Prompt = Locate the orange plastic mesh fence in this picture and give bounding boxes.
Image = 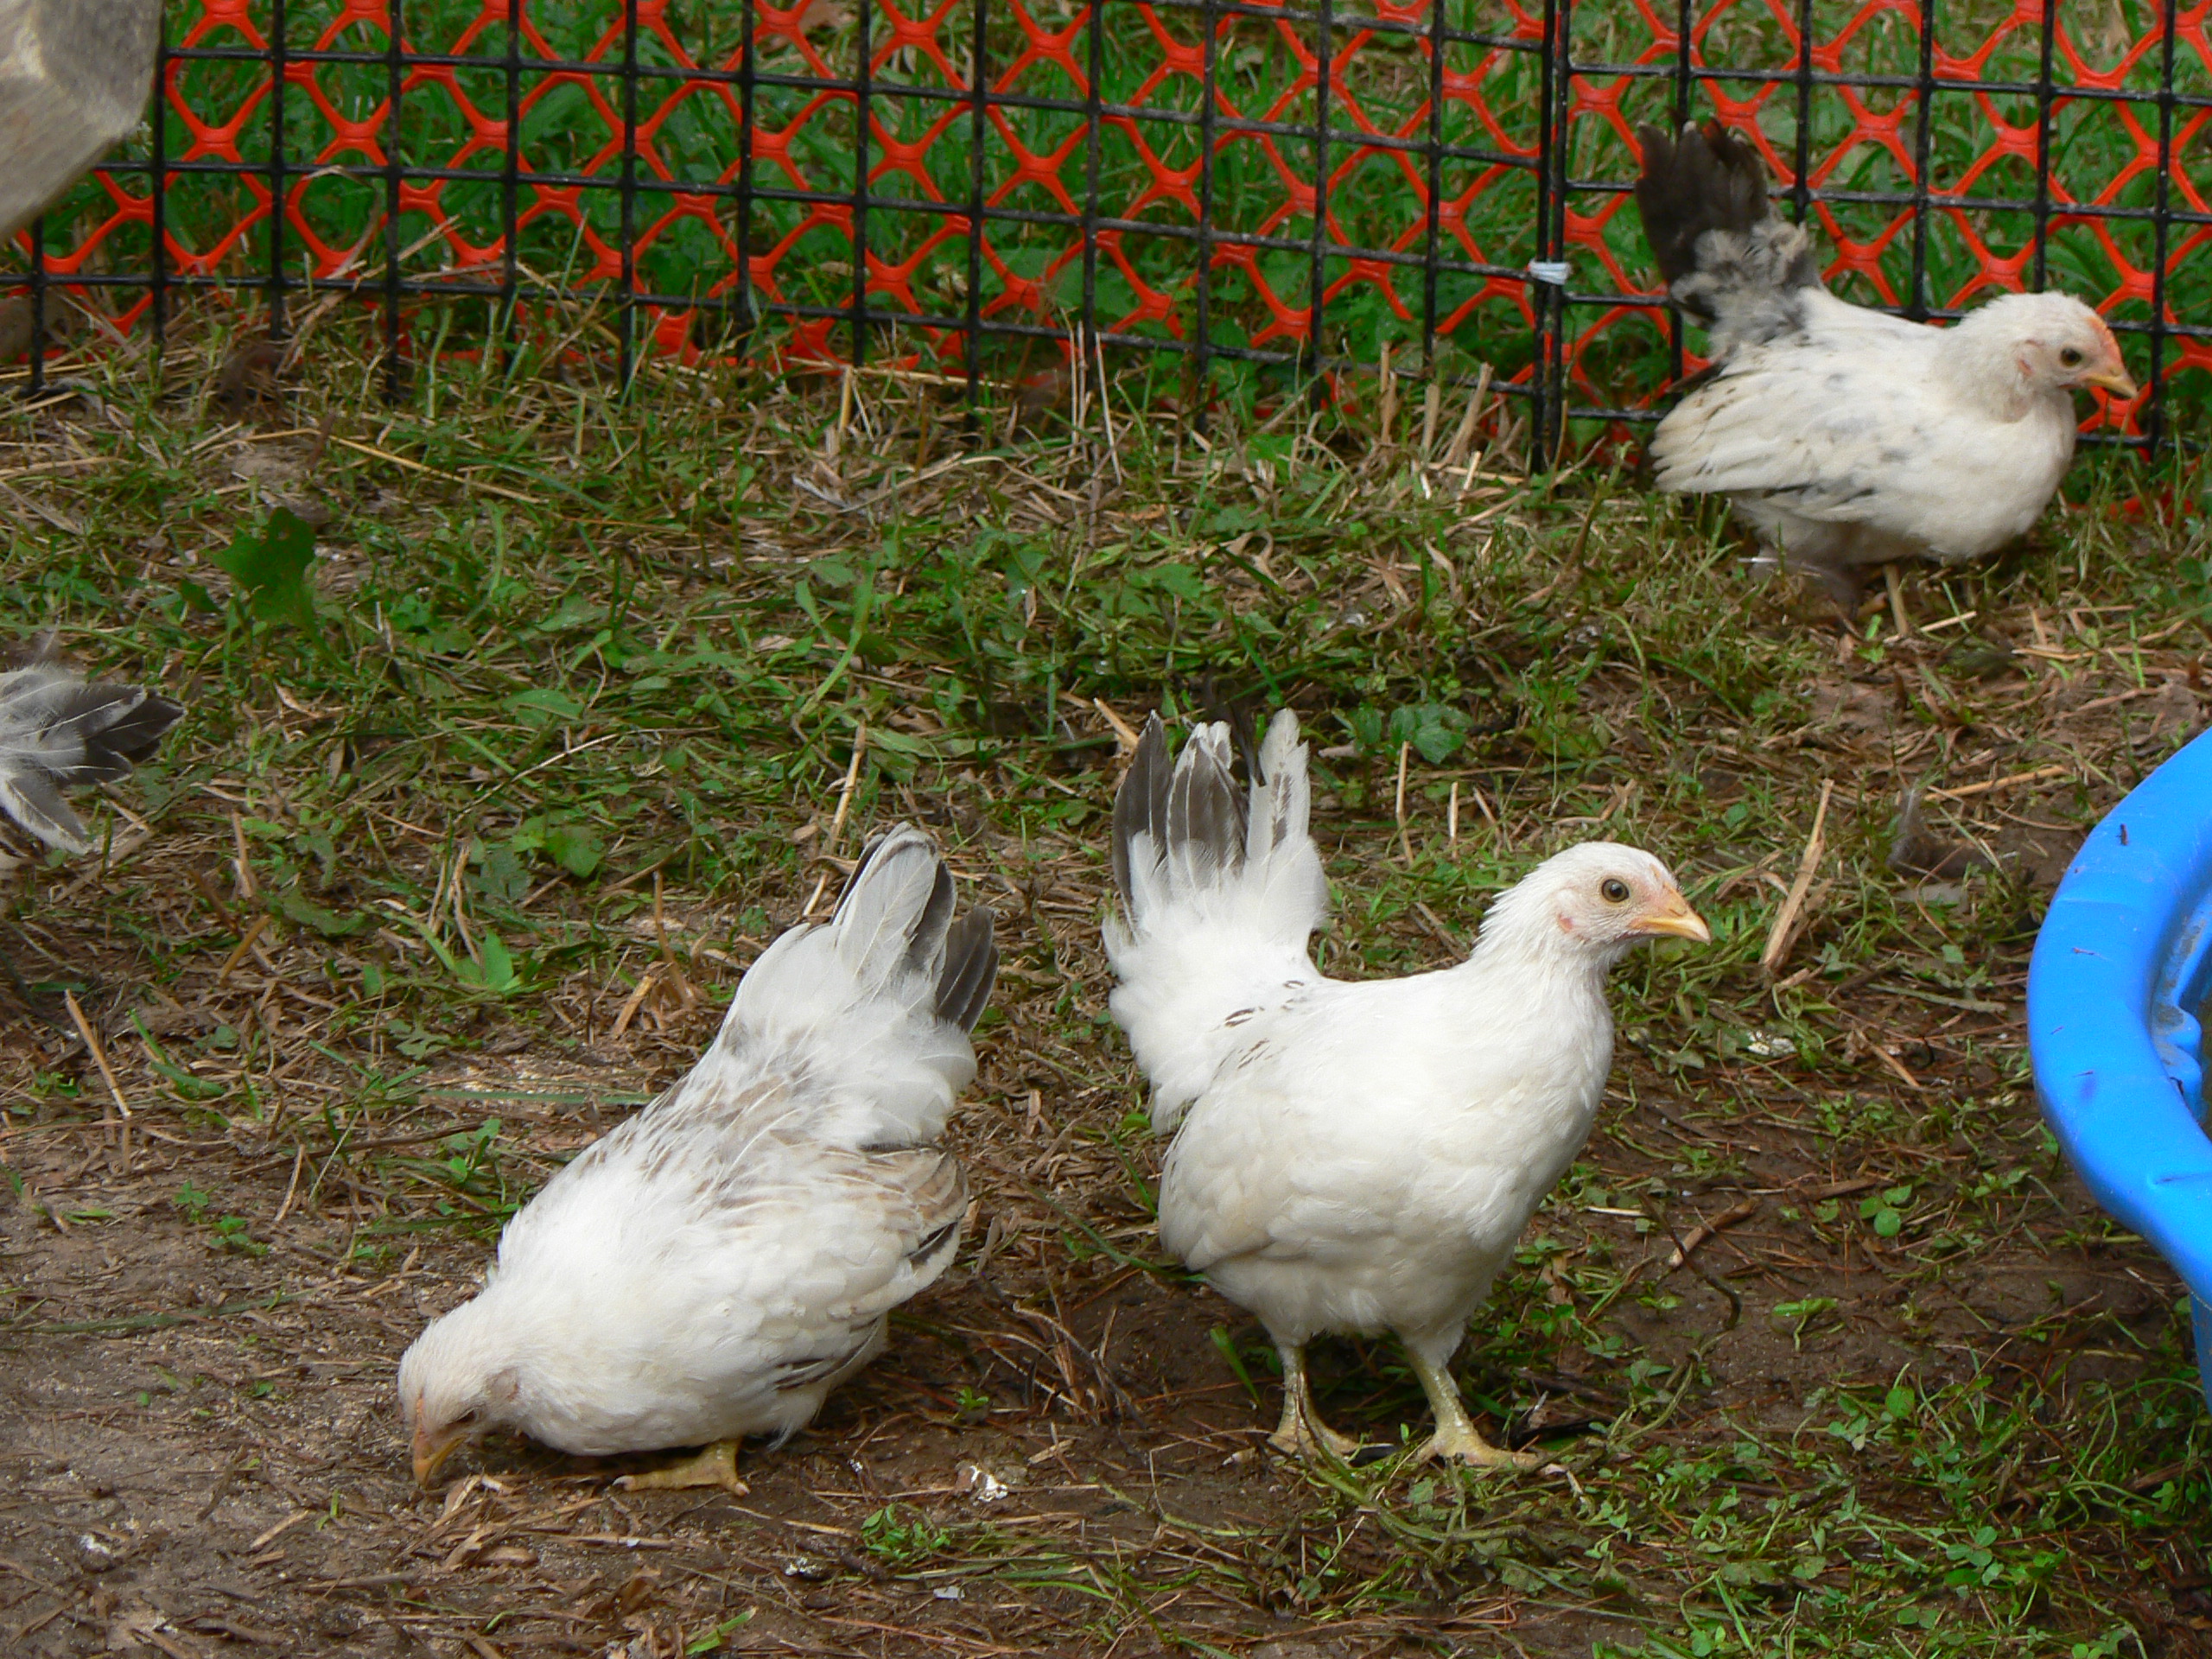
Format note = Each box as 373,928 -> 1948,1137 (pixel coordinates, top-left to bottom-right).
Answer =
10,0 -> 2207,450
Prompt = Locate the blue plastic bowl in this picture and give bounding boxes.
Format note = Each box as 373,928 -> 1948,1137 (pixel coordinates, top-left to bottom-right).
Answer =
2029,727 -> 2212,1411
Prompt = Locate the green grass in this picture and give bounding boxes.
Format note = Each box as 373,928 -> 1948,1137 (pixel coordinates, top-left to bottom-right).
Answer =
2,300 -> 2209,1655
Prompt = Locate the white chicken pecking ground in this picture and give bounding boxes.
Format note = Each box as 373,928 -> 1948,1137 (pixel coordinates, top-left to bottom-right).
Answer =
1107,711 -> 1709,1467
0,635 -> 181,855
1636,120 -> 2137,612
397,823 -> 996,1493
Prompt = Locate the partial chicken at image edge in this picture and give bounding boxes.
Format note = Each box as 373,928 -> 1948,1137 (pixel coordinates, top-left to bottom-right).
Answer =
398,823 -> 998,1493
1107,710 -> 1709,1467
1636,119 -> 2137,614
0,636 -> 182,857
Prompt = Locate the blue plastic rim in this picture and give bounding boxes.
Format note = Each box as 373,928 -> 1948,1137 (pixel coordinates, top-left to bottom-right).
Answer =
2029,726 -> 2212,1412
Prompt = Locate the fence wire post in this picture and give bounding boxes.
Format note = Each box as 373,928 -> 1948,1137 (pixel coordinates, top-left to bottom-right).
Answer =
1908,0 -> 1934,321
269,0 -> 289,341
1533,0 -> 1561,463
851,0 -> 874,374
2031,0 -> 2056,295
737,0 -> 759,350
501,0 -> 523,378
150,11 -> 168,359
25,212 -> 43,398
1789,0 -> 1811,224
2148,0 -> 2178,455
619,0 -> 641,391
1419,0 -> 1445,387
1666,0 -> 1691,391
1081,0 -> 1106,400
1306,0 -> 1336,410
385,0 -> 406,402
963,0 -> 988,405
1194,0 -> 1219,430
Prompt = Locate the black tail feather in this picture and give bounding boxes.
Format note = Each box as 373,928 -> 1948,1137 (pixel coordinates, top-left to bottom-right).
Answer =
1636,120 -> 1776,296
1634,120 -> 1823,346
934,906 -> 998,1033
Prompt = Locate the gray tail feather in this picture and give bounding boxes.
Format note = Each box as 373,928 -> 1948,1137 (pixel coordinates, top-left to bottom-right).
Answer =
935,906 -> 998,1033
1110,712 -> 1173,912
1112,712 -> 1247,922
1636,120 -> 1821,333
0,653 -> 183,854
1166,724 -> 1245,894
1246,709 -> 1309,868
834,823 -> 996,1028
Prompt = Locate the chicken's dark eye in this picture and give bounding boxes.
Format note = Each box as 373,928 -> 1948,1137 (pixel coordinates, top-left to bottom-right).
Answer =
1601,878 -> 1630,903
2059,346 -> 2083,367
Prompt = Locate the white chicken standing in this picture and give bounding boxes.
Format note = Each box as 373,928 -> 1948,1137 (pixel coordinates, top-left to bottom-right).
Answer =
1636,121 -> 2137,609
1107,712 -> 1708,1465
0,638 -> 181,855
398,824 -> 996,1492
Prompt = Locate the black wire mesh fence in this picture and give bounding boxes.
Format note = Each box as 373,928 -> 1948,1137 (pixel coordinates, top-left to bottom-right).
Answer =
11,0 -> 2209,454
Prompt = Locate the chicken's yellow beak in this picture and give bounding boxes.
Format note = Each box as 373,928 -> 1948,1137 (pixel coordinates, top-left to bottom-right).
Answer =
412,1413 -> 468,1488
1631,893 -> 1712,944
2082,361 -> 2138,398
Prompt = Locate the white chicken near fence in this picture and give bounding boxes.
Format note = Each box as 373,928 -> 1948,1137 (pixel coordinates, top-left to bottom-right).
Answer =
1636,120 -> 2136,611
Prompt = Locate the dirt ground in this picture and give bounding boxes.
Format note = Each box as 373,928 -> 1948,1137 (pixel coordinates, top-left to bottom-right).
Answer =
3,820 -> 2202,1659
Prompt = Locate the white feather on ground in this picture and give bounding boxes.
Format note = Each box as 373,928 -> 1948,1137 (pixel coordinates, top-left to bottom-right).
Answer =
1636,121 -> 2137,609
0,639 -> 181,855
1107,712 -> 1709,1466
397,824 -> 996,1492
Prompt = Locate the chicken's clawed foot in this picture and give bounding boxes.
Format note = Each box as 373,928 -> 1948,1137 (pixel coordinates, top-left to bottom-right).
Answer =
1266,1341 -> 1368,1461
1268,1402 -> 1365,1461
616,1440 -> 748,1496
1405,1347 -> 1546,1473
1414,1420 -> 1546,1471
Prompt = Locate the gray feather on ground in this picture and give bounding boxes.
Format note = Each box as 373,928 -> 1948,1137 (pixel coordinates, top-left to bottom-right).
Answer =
0,643 -> 181,855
